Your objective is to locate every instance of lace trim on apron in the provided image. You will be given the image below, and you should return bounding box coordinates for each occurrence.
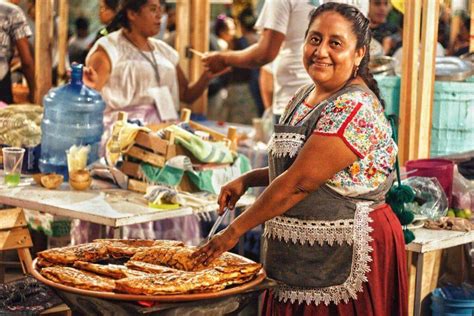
[268,202,374,305]
[263,216,354,246]
[267,133,306,158]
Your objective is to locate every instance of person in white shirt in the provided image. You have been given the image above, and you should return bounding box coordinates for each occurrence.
[204,0,316,122]
[204,0,368,122]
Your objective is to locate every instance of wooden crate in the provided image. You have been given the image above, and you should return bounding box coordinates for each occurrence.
[121,109,238,193]
[121,131,198,193]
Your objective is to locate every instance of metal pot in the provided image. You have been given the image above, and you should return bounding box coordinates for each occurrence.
[369,56,396,76]
[435,56,473,82]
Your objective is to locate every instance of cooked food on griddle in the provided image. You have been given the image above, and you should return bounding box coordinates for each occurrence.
[115,263,262,295]
[124,260,184,275]
[131,245,259,271]
[73,261,149,279]
[38,242,109,264]
[94,239,185,258]
[40,266,116,292]
[34,240,263,296]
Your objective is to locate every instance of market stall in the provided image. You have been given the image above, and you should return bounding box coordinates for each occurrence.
[2,0,474,315]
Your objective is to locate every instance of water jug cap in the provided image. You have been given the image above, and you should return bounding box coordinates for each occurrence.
[70,64,83,85]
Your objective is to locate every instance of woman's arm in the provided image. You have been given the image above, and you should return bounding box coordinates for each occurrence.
[176,65,210,104]
[203,29,285,73]
[216,167,269,214]
[194,134,358,264]
[84,46,111,90]
[242,167,269,188]
[259,67,273,109]
[15,37,34,101]
[177,64,231,104]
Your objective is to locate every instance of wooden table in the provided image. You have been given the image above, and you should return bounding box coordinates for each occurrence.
[0,177,254,238]
[405,228,474,316]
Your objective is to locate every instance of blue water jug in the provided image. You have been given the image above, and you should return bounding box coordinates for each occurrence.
[39,64,105,179]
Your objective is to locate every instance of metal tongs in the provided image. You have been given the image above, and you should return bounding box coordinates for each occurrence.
[199,207,231,246]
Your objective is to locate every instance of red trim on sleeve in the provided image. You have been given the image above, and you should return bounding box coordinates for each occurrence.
[312,101,365,159]
[303,101,315,108]
[313,132,365,159]
[338,102,363,133]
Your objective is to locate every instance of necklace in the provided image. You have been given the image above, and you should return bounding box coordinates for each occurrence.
[123,32,161,85]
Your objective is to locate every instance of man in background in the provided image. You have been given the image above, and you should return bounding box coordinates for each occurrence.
[0,1,34,104]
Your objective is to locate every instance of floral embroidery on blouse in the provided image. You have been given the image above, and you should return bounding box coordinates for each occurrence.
[287,91,398,196]
[306,90,398,195]
[289,100,317,126]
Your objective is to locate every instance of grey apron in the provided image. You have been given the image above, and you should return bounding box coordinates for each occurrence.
[263,84,394,305]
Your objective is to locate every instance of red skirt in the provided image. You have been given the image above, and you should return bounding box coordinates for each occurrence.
[262,204,408,316]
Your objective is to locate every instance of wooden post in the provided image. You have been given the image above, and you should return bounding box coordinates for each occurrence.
[470,2,474,52]
[180,108,192,122]
[227,126,238,151]
[175,0,191,79]
[34,0,53,104]
[398,0,422,165]
[414,0,440,159]
[57,0,69,84]
[189,0,210,115]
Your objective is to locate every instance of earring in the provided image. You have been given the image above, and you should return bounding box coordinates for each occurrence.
[352,65,359,79]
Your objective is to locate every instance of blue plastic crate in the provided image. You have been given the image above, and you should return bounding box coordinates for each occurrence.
[374,76,474,157]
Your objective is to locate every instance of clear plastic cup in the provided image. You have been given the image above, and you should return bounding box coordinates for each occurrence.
[2,147,25,187]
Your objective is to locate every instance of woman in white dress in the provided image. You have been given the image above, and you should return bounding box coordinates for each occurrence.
[73,0,219,245]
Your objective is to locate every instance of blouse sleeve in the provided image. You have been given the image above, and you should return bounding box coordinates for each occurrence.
[313,91,382,159]
[86,35,119,69]
[155,40,180,67]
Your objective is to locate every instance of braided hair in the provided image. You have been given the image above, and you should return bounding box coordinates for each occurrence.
[306,3,385,109]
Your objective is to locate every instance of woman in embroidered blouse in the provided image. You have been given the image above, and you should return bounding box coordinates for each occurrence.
[193,3,407,315]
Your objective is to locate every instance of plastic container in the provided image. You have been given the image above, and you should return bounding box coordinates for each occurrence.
[406,158,454,206]
[374,76,474,156]
[0,144,40,173]
[431,80,474,157]
[39,64,105,179]
[375,75,400,116]
[431,286,474,316]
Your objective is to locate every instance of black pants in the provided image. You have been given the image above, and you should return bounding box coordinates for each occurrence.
[0,71,13,104]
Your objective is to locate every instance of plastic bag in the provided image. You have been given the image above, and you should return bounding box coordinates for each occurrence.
[402,176,448,220]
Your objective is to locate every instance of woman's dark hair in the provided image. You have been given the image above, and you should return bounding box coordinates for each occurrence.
[104,0,120,11]
[214,14,230,36]
[116,0,149,30]
[306,3,385,108]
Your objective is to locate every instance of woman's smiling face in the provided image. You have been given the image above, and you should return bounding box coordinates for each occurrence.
[303,11,365,91]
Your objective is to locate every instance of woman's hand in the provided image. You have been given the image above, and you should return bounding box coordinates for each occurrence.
[191,226,240,266]
[83,66,99,89]
[203,66,232,80]
[202,52,228,73]
[217,177,248,215]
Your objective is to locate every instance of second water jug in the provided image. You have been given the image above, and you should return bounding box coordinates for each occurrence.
[39,64,105,179]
